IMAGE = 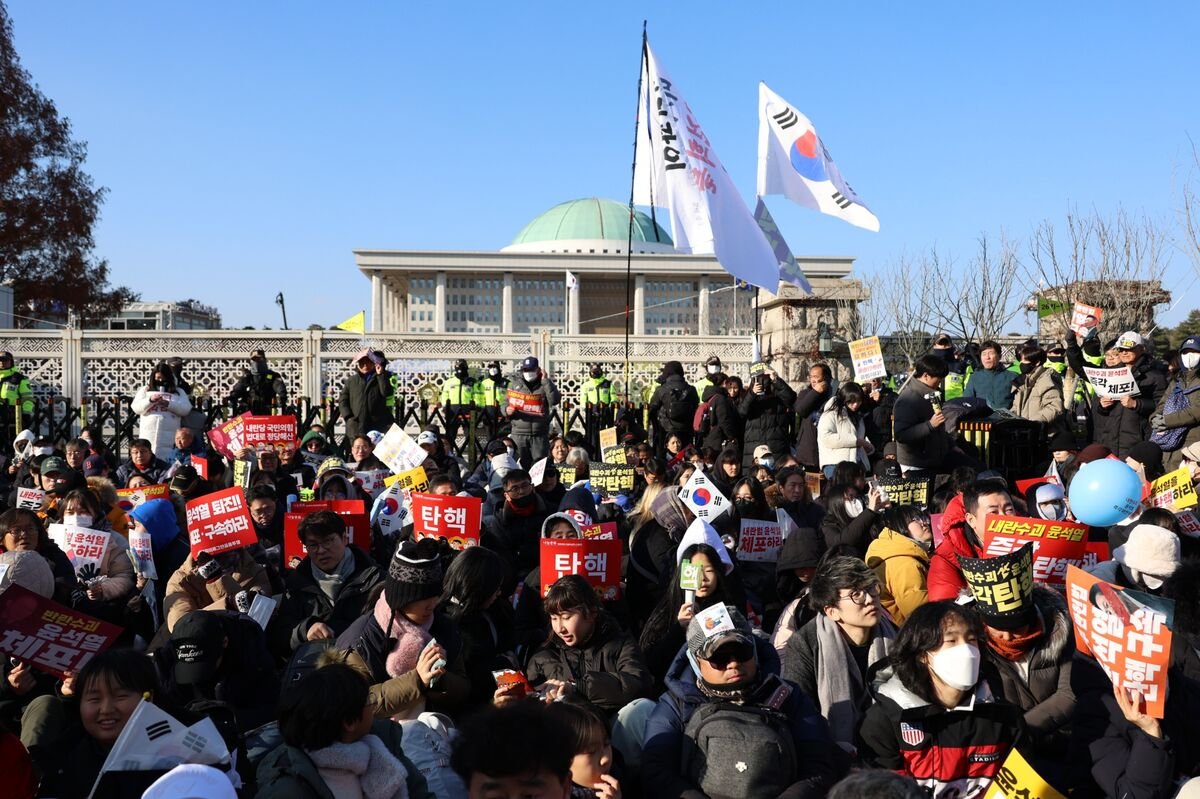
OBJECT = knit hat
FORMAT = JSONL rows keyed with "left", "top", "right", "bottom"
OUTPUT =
{"left": 960, "top": 543, "right": 1036, "bottom": 631}
{"left": 1127, "top": 441, "right": 1164, "bottom": 480}
{"left": 300, "top": 430, "right": 326, "bottom": 448}
{"left": 1076, "top": 443, "right": 1113, "bottom": 465}
{"left": 1047, "top": 430, "right": 1079, "bottom": 453}
{"left": 0, "top": 550, "right": 54, "bottom": 598}
{"left": 676, "top": 518, "right": 734, "bottom": 573}
{"left": 686, "top": 603, "right": 755, "bottom": 663}
{"left": 1115, "top": 524, "right": 1181, "bottom": 590}
{"left": 557, "top": 485, "right": 597, "bottom": 527}
{"left": 384, "top": 538, "right": 445, "bottom": 611}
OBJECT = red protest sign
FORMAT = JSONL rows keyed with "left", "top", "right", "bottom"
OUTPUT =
{"left": 540, "top": 538, "right": 622, "bottom": 600}
{"left": 412, "top": 493, "right": 481, "bottom": 550}
{"left": 281, "top": 501, "right": 369, "bottom": 568}
{"left": 0, "top": 583, "right": 121, "bottom": 678}
{"left": 242, "top": 415, "right": 298, "bottom": 450}
{"left": 115, "top": 483, "right": 169, "bottom": 513}
{"left": 981, "top": 514, "right": 1088, "bottom": 586}
{"left": 207, "top": 413, "right": 249, "bottom": 460}
{"left": 184, "top": 487, "right": 257, "bottom": 559}
{"left": 1013, "top": 476, "right": 1058, "bottom": 497}
{"left": 192, "top": 457, "right": 209, "bottom": 480}
{"left": 1066, "top": 565, "right": 1173, "bottom": 718}
{"left": 737, "top": 519, "right": 783, "bottom": 562}
{"left": 505, "top": 389, "right": 545, "bottom": 416}
{"left": 580, "top": 522, "right": 618, "bottom": 540}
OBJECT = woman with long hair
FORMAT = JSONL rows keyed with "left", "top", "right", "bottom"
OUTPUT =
{"left": 130, "top": 361, "right": 192, "bottom": 461}
{"left": 817, "top": 382, "right": 873, "bottom": 478}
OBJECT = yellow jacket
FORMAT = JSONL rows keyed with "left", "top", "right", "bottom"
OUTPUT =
{"left": 865, "top": 528, "right": 930, "bottom": 625}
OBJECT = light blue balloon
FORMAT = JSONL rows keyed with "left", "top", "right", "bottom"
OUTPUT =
{"left": 1067, "top": 458, "right": 1142, "bottom": 526}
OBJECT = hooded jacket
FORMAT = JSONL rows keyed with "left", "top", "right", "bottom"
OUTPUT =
{"left": 1010, "top": 365, "right": 1065, "bottom": 425}
{"left": 927, "top": 523, "right": 983, "bottom": 602}
{"left": 701, "top": 387, "right": 743, "bottom": 451}
{"left": 627, "top": 490, "right": 693, "bottom": 629}
{"left": 1156, "top": 365, "right": 1200, "bottom": 468}
{"left": 649, "top": 373, "right": 699, "bottom": 437}
{"left": 770, "top": 528, "right": 824, "bottom": 652}
{"left": 513, "top": 512, "right": 585, "bottom": 649}
{"left": 865, "top": 528, "right": 930, "bottom": 625}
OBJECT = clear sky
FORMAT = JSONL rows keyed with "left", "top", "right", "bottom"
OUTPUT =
{"left": 7, "top": 2, "right": 1200, "bottom": 331}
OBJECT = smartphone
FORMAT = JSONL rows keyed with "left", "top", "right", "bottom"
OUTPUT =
{"left": 421, "top": 638, "right": 447, "bottom": 688}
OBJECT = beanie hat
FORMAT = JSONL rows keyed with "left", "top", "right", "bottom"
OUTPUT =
{"left": 1127, "top": 441, "right": 1165, "bottom": 479}
{"left": 1076, "top": 443, "right": 1113, "bottom": 465}
{"left": 1115, "top": 524, "right": 1181, "bottom": 590}
{"left": 0, "top": 550, "right": 54, "bottom": 598}
{"left": 384, "top": 538, "right": 444, "bottom": 611}
{"left": 1047, "top": 430, "right": 1079, "bottom": 453}
{"left": 557, "top": 485, "right": 597, "bottom": 527}
{"left": 129, "top": 498, "right": 181, "bottom": 549}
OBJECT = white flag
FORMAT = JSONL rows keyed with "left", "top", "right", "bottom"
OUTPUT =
{"left": 633, "top": 40, "right": 780, "bottom": 291}
{"left": 753, "top": 198, "right": 812, "bottom": 294}
{"left": 565, "top": 271, "right": 579, "bottom": 291}
{"left": 757, "top": 82, "right": 879, "bottom": 232}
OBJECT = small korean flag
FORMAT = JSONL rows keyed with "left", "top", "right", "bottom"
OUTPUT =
{"left": 679, "top": 468, "right": 731, "bottom": 522}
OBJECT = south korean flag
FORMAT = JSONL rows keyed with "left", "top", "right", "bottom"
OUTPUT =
{"left": 679, "top": 468, "right": 731, "bottom": 522}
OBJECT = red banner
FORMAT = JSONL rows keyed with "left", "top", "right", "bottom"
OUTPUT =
{"left": 242, "top": 415, "right": 298, "bottom": 449}
{"left": 115, "top": 483, "right": 169, "bottom": 512}
{"left": 505, "top": 389, "right": 545, "bottom": 416}
{"left": 412, "top": 493, "right": 481, "bottom": 550}
{"left": 540, "top": 538, "right": 622, "bottom": 600}
{"left": 0, "top": 584, "right": 122, "bottom": 678}
{"left": 281, "top": 500, "right": 368, "bottom": 568}
{"left": 980, "top": 514, "right": 1089, "bottom": 586}
{"left": 193, "top": 457, "right": 209, "bottom": 480}
{"left": 207, "top": 412, "right": 249, "bottom": 460}
{"left": 185, "top": 487, "right": 257, "bottom": 559}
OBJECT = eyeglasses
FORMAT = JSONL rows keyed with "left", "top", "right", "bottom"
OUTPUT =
{"left": 838, "top": 585, "right": 881, "bottom": 606}
{"left": 5, "top": 527, "right": 36, "bottom": 538}
{"left": 303, "top": 536, "right": 343, "bottom": 553}
{"left": 504, "top": 482, "right": 533, "bottom": 497}
{"left": 704, "top": 642, "right": 755, "bottom": 667}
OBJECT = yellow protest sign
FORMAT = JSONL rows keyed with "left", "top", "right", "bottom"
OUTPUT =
{"left": 849, "top": 336, "right": 886, "bottom": 381}
{"left": 599, "top": 426, "right": 617, "bottom": 451}
{"left": 984, "top": 748, "right": 1065, "bottom": 799}
{"left": 384, "top": 466, "right": 430, "bottom": 493}
{"left": 1149, "top": 466, "right": 1198, "bottom": 511}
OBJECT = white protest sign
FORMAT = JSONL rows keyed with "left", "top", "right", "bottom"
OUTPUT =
{"left": 127, "top": 529, "right": 158, "bottom": 580}
{"left": 15, "top": 487, "right": 44, "bottom": 510}
{"left": 737, "top": 519, "right": 783, "bottom": 562}
{"left": 678, "top": 468, "right": 731, "bottom": 522}
{"left": 1083, "top": 366, "right": 1140, "bottom": 399}
{"left": 354, "top": 469, "right": 390, "bottom": 498}
{"left": 373, "top": 424, "right": 428, "bottom": 474}
{"left": 849, "top": 336, "right": 887, "bottom": 381}
{"left": 49, "top": 524, "right": 111, "bottom": 582}
{"left": 529, "top": 458, "right": 548, "bottom": 487}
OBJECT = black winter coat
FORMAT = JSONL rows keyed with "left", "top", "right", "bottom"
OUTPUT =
{"left": 821, "top": 506, "right": 880, "bottom": 557}
{"left": 526, "top": 613, "right": 653, "bottom": 716}
{"left": 337, "top": 371, "right": 392, "bottom": 442}
{"left": 794, "top": 386, "right": 833, "bottom": 469}
{"left": 1089, "top": 355, "right": 1169, "bottom": 458}
{"left": 701, "top": 388, "right": 742, "bottom": 451}
{"left": 738, "top": 376, "right": 798, "bottom": 467}
{"left": 276, "top": 546, "right": 383, "bottom": 651}
{"left": 892, "top": 377, "right": 951, "bottom": 470}
{"left": 649, "top": 374, "right": 699, "bottom": 436}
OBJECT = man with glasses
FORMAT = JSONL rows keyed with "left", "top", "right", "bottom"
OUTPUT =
{"left": 782, "top": 556, "right": 899, "bottom": 754}
{"left": 642, "top": 604, "right": 843, "bottom": 798}
{"left": 277, "top": 510, "right": 382, "bottom": 652}
{"left": 483, "top": 469, "right": 549, "bottom": 581}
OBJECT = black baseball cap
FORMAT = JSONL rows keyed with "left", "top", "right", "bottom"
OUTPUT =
{"left": 171, "top": 611, "right": 225, "bottom": 685}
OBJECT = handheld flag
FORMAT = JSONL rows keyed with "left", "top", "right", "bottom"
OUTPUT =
{"left": 335, "top": 311, "right": 365, "bottom": 335}
{"left": 757, "top": 82, "right": 879, "bottom": 232}
{"left": 566, "top": 271, "right": 579, "bottom": 291}
{"left": 632, "top": 38, "right": 780, "bottom": 291}
{"left": 753, "top": 198, "right": 812, "bottom": 294}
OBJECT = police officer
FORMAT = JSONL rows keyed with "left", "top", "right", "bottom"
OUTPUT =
{"left": 229, "top": 349, "right": 288, "bottom": 415}
{"left": 693, "top": 355, "right": 723, "bottom": 401}
{"left": 437, "top": 358, "right": 477, "bottom": 445}
{"left": 931, "top": 333, "right": 970, "bottom": 400}
{"left": 474, "top": 360, "right": 508, "bottom": 438}
{"left": 579, "top": 363, "right": 613, "bottom": 407}
{"left": 0, "top": 351, "right": 33, "bottom": 452}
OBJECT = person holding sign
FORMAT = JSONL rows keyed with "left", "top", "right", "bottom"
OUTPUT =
{"left": 0, "top": 507, "right": 77, "bottom": 605}
{"left": 56, "top": 488, "right": 136, "bottom": 619}
{"left": 859, "top": 601, "right": 1022, "bottom": 797}
{"left": 505, "top": 356, "right": 561, "bottom": 467}
{"left": 130, "top": 362, "right": 193, "bottom": 461}
{"left": 818, "top": 382, "right": 875, "bottom": 477}
{"left": 1091, "top": 331, "right": 1168, "bottom": 459}
{"left": 163, "top": 544, "right": 276, "bottom": 633}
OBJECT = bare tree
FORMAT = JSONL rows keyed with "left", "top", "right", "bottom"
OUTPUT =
{"left": 827, "top": 274, "right": 879, "bottom": 342}
{"left": 1180, "top": 141, "right": 1200, "bottom": 283}
{"left": 925, "top": 234, "right": 1023, "bottom": 342}
{"left": 1026, "top": 207, "right": 1169, "bottom": 344}
{"left": 871, "top": 254, "right": 936, "bottom": 370}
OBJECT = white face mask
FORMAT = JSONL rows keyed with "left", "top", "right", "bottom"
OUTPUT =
{"left": 929, "top": 642, "right": 980, "bottom": 692}
{"left": 1039, "top": 501, "right": 1066, "bottom": 521}
{"left": 706, "top": 364, "right": 720, "bottom": 375}
{"left": 521, "top": 370, "right": 539, "bottom": 382}
{"left": 1183, "top": 352, "right": 1200, "bottom": 370}
{"left": 507, "top": 447, "right": 518, "bottom": 460}
{"left": 64, "top": 514, "right": 94, "bottom": 529}
{"left": 844, "top": 498, "right": 864, "bottom": 518}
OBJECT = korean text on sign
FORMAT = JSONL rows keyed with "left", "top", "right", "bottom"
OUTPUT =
{"left": 981, "top": 514, "right": 1088, "bottom": 586}
{"left": 0, "top": 584, "right": 121, "bottom": 678}
{"left": 588, "top": 462, "right": 636, "bottom": 495}
{"left": 1083, "top": 366, "right": 1141, "bottom": 399}
{"left": 737, "top": 520, "right": 783, "bottom": 563}
{"left": 878, "top": 477, "right": 932, "bottom": 506}
{"left": 849, "top": 336, "right": 886, "bottom": 382}
{"left": 184, "top": 487, "right": 257, "bottom": 559}
{"left": 412, "top": 493, "right": 481, "bottom": 550}
{"left": 1149, "top": 467, "right": 1198, "bottom": 511}
{"left": 539, "top": 538, "right": 622, "bottom": 601}
{"left": 241, "top": 415, "right": 297, "bottom": 448}
{"left": 505, "top": 390, "right": 545, "bottom": 416}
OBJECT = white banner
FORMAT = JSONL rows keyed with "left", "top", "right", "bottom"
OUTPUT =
{"left": 1083, "top": 366, "right": 1140, "bottom": 399}
{"left": 633, "top": 39, "right": 780, "bottom": 291}
{"left": 373, "top": 424, "right": 428, "bottom": 474}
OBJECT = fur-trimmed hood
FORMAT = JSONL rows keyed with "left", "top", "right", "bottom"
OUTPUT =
{"left": 1026, "top": 584, "right": 1073, "bottom": 670}
{"left": 86, "top": 475, "right": 119, "bottom": 508}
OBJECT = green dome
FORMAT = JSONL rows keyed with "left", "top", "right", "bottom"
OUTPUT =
{"left": 505, "top": 198, "right": 673, "bottom": 253}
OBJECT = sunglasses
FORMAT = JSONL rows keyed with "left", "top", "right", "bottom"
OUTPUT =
{"left": 704, "top": 642, "right": 754, "bottom": 667}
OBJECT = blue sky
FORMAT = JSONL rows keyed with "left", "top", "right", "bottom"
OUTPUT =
{"left": 8, "top": 2, "right": 1200, "bottom": 330}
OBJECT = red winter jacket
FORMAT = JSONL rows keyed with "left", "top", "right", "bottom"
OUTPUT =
{"left": 927, "top": 523, "right": 983, "bottom": 602}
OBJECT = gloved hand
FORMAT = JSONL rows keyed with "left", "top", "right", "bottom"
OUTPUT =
{"left": 234, "top": 589, "right": 260, "bottom": 614}
{"left": 1151, "top": 413, "right": 1167, "bottom": 433}
{"left": 195, "top": 553, "right": 223, "bottom": 582}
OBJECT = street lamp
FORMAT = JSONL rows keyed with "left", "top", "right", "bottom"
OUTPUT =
{"left": 818, "top": 318, "right": 832, "bottom": 356}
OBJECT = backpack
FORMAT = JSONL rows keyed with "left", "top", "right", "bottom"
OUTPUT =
{"left": 398, "top": 714, "right": 469, "bottom": 799}
{"left": 680, "top": 692, "right": 798, "bottom": 799}
{"left": 279, "top": 638, "right": 336, "bottom": 696}
{"left": 1150, "top": 378, "right": 1200, "bottom": 452}
{"left": 693, "top": 398, "right": 713, "bottom": 435}
{"left": 664, "top": 385, "right": 697, "bottom": 426}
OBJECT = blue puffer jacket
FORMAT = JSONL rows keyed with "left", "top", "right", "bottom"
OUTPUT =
{"left": 964, "top": 365, "right": 1017, "bottom": 410}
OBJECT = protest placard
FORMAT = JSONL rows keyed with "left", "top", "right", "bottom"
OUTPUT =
{"left": 184, "top": 487, "right": 257, "bottom": 559}
{"left": 232, "top": 458, "right": 253, "bottom": 490}
{"left": 529, "top": 458, "right": 548, "bottom": 487}
{"left": 127, "top": 529, "right": 158, "bottom": 579}
{"left": 737, "top": 519, "right": 783, "bottom": 562}
{"left": 505, "top": 389, "right": 545, "bottom": 416}
{"left": 981, "top": 514, "right": 1089, "bottom": 586}
{"left": 412, "top": 493, "right": 481, "bottom": 550}
{"left": 679, "top": 468, "right": 731, "bottom": 522}
{"left": 930, "top": 512, "right": 946, "bottom": 550}
{"left": 1069, "top": 302, "right": 1103, "bottom": 337}
{"left": 1083, "top": 366, "right": 1141, "bottom": 399}
{"left": 1148, "top": 467, "right": 1198, "bottom": 511}
{"left": 1082, "top": 540, "right": 1109, "bottom": 571}
{"left": 602, "top": 444, "right": 627, "bottom": 465}
{"left": 960, "top": 543, "right": 1035, "bottom": 625}
{"left": 0, "top": 583, "right": 121, "bottom": 678}
{"left": 878, "top": 476, "right": 933, "bottom": 506}
{"left": 580, "top": 522, "right": 618, "bottom": 540}
{"left": 849, "top": 336, "right": 887, "bottom": 381}
{"left": 383, "top": 465, "right": 429, "bottom": 492}
{"left": 539, "top": 537, "right": 622, "bottom": 600}
{"left": 193, "top": 457, "right": 209, "bottom": 480}
{"left": 599, "top": 427, "right": 617, "bottom": 451}
{"left": 354, "top": 469, "right": 390, "bottom": 498}
{"left": 15, "top": 486, "right": 44, "bottom": 510}
{"left": 588, "top": 462, "right": 636, "bottom": 495}
{"left": 49, "top": 524, "right": 112, "bottom": 582}
{"left": 115, "top": 483, "right": 169, "bottom": 512}
{"left": 984, "top": 747, "right": 1066, "bottom": 799}
{"left": 1067, "top": 565, "right": 1173, "bottom": 718}
{"left": 1177, "top": 510, "right": 1200, "bottom": 538}
{"left": 242, "top": 414, "right": 297, "bottom": 450}
{"left": 206, "top": 413, "right": 249, "bottom": 460}
{"left": 373, "top": 424, "right": 428, "bottom": 474}
{"left": 282, "top": 501, "right": 367, "bottom": 568}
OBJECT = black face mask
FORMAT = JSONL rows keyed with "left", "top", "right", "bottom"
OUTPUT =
{"left": 510, "top": 493, "right": 537, "bottom": 509}
{"left": 254, "top": 360, "right": 268, "bottom": 375}
{"left": 1047, "top": 354, "right": 1064, "bottom": 364}
{"left": 1019, "top": 361, "right": 1037, "bottom": 374}
{"left": 734, "top": 499, "right": 755, "bottom": 516}
{"left": 455, "top": 369, "right": 468, "bottom": 379}
{"left": 590, "top": 369, "right": 603, "bottom": 379}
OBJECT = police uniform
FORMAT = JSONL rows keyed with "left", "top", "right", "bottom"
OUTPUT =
{"left": 0, "top": 353, "right": 33, "bottom": 448}
{"left": 474, "top": 363, "right": 508, "bottom": 436}
{"left": 439, "top": 362, "right": 477, "bottom": 443}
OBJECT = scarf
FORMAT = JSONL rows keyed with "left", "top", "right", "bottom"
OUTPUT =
{"left": 696, "top": 672, "right": 760, "bottom": 702}
{"left": 987, "top": 616, "right": 1044, "bottom": 662}
{"left": 312, "top": 547, "right": 355, "bottom": 601}
{"left": 506, "top": 496, "right": 537, "bottom": 517}
{"left": 307, "top": 733, "right": 409, "bottom": 799}
{"left": 373, "top": 594, "right": 433, "bottom": 679}
{"left": 815, "top": 612, "right": 897, "bottom": 746}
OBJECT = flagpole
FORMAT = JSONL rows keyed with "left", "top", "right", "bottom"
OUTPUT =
{"left": 624, "top": 22, "right": 649, "bottom": 404}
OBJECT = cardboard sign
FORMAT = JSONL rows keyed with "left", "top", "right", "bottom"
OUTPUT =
{"left": 1177, "top": 510, "right": 1200, "bottom": 538}
{"left": 185, "top": 487, "right": 257, "bottom": 559}
{"left": 601, "top": 444, "right": 627, "bottom": 465}
{"left": 0, "top": 583, "right": 121, "bottom": 678}
{"left": 1067, "top": 565, "right": 1173, "bottom": 719}
{"left": 207, "top": 413, "right": 249, "bottom": 461}
{"left": 849, "top": 336, "right": 887, "bottom": 381}
{"left": 242, "top": 414, "right": 297, "bottom": 449}
{"left": 878, "top": 477, "right": 932, "bottom": 506}
{"left": 412, "top": 493, "right": 481, "bottom": 550}
{"left": 15, "top": 487, "right": 44, "bottom": 510}
{"left": 981, "top": 514, "right": 1089, "bottom": 586}
{"left": 539, "top": 537, "right": 622, "bottom": 600}
{"left": 960, "top": 543, "right": 1035, "bottom": 625}
{"left": 984, "top": 747, "right": 1066, "bottom": 799}
{"left": 679, "top": 558, "right": 703, "bottom": 591}
{"left": 49, "top": 525, "right": 112, "bottom": 582}
{"left": 1083, "top": 366, "right": 1141, "bottom": 399}
{"left": 679, "top": 468, "right": 731, "bottom": 521}
{"left": 599, "top": 426, "right": 618, "bottom": 451}
{"left": 128, "top": 529, "right": 158, "bottom": 579}
{"left": 1148, "top": 467, "right": 1198, "bottom": 511}
{"left": 115, "top": 483, "right": 169, "bottom": 512}
{"left": 383, "top": 465, "right": 429, "bottom": 492}
{"left": 737, "top": 519, "right": 783, "bottom": 563}
{"left": 588, "top": 462, "right": 635, "bottom": 495}
{"left": 506, "top": 389, "right": 545, "bottom": 416}
{"left": 580, "top": 521, "right": 618, "bottom": 540}
{"left": 374, "top": 424, "right": 428, "bottom": 474}
{"left": 354, "top": 470, "right": 390, "bottom": 498}
{"left": 1069, "top": 302, "right": 1103, "bottom": 337}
